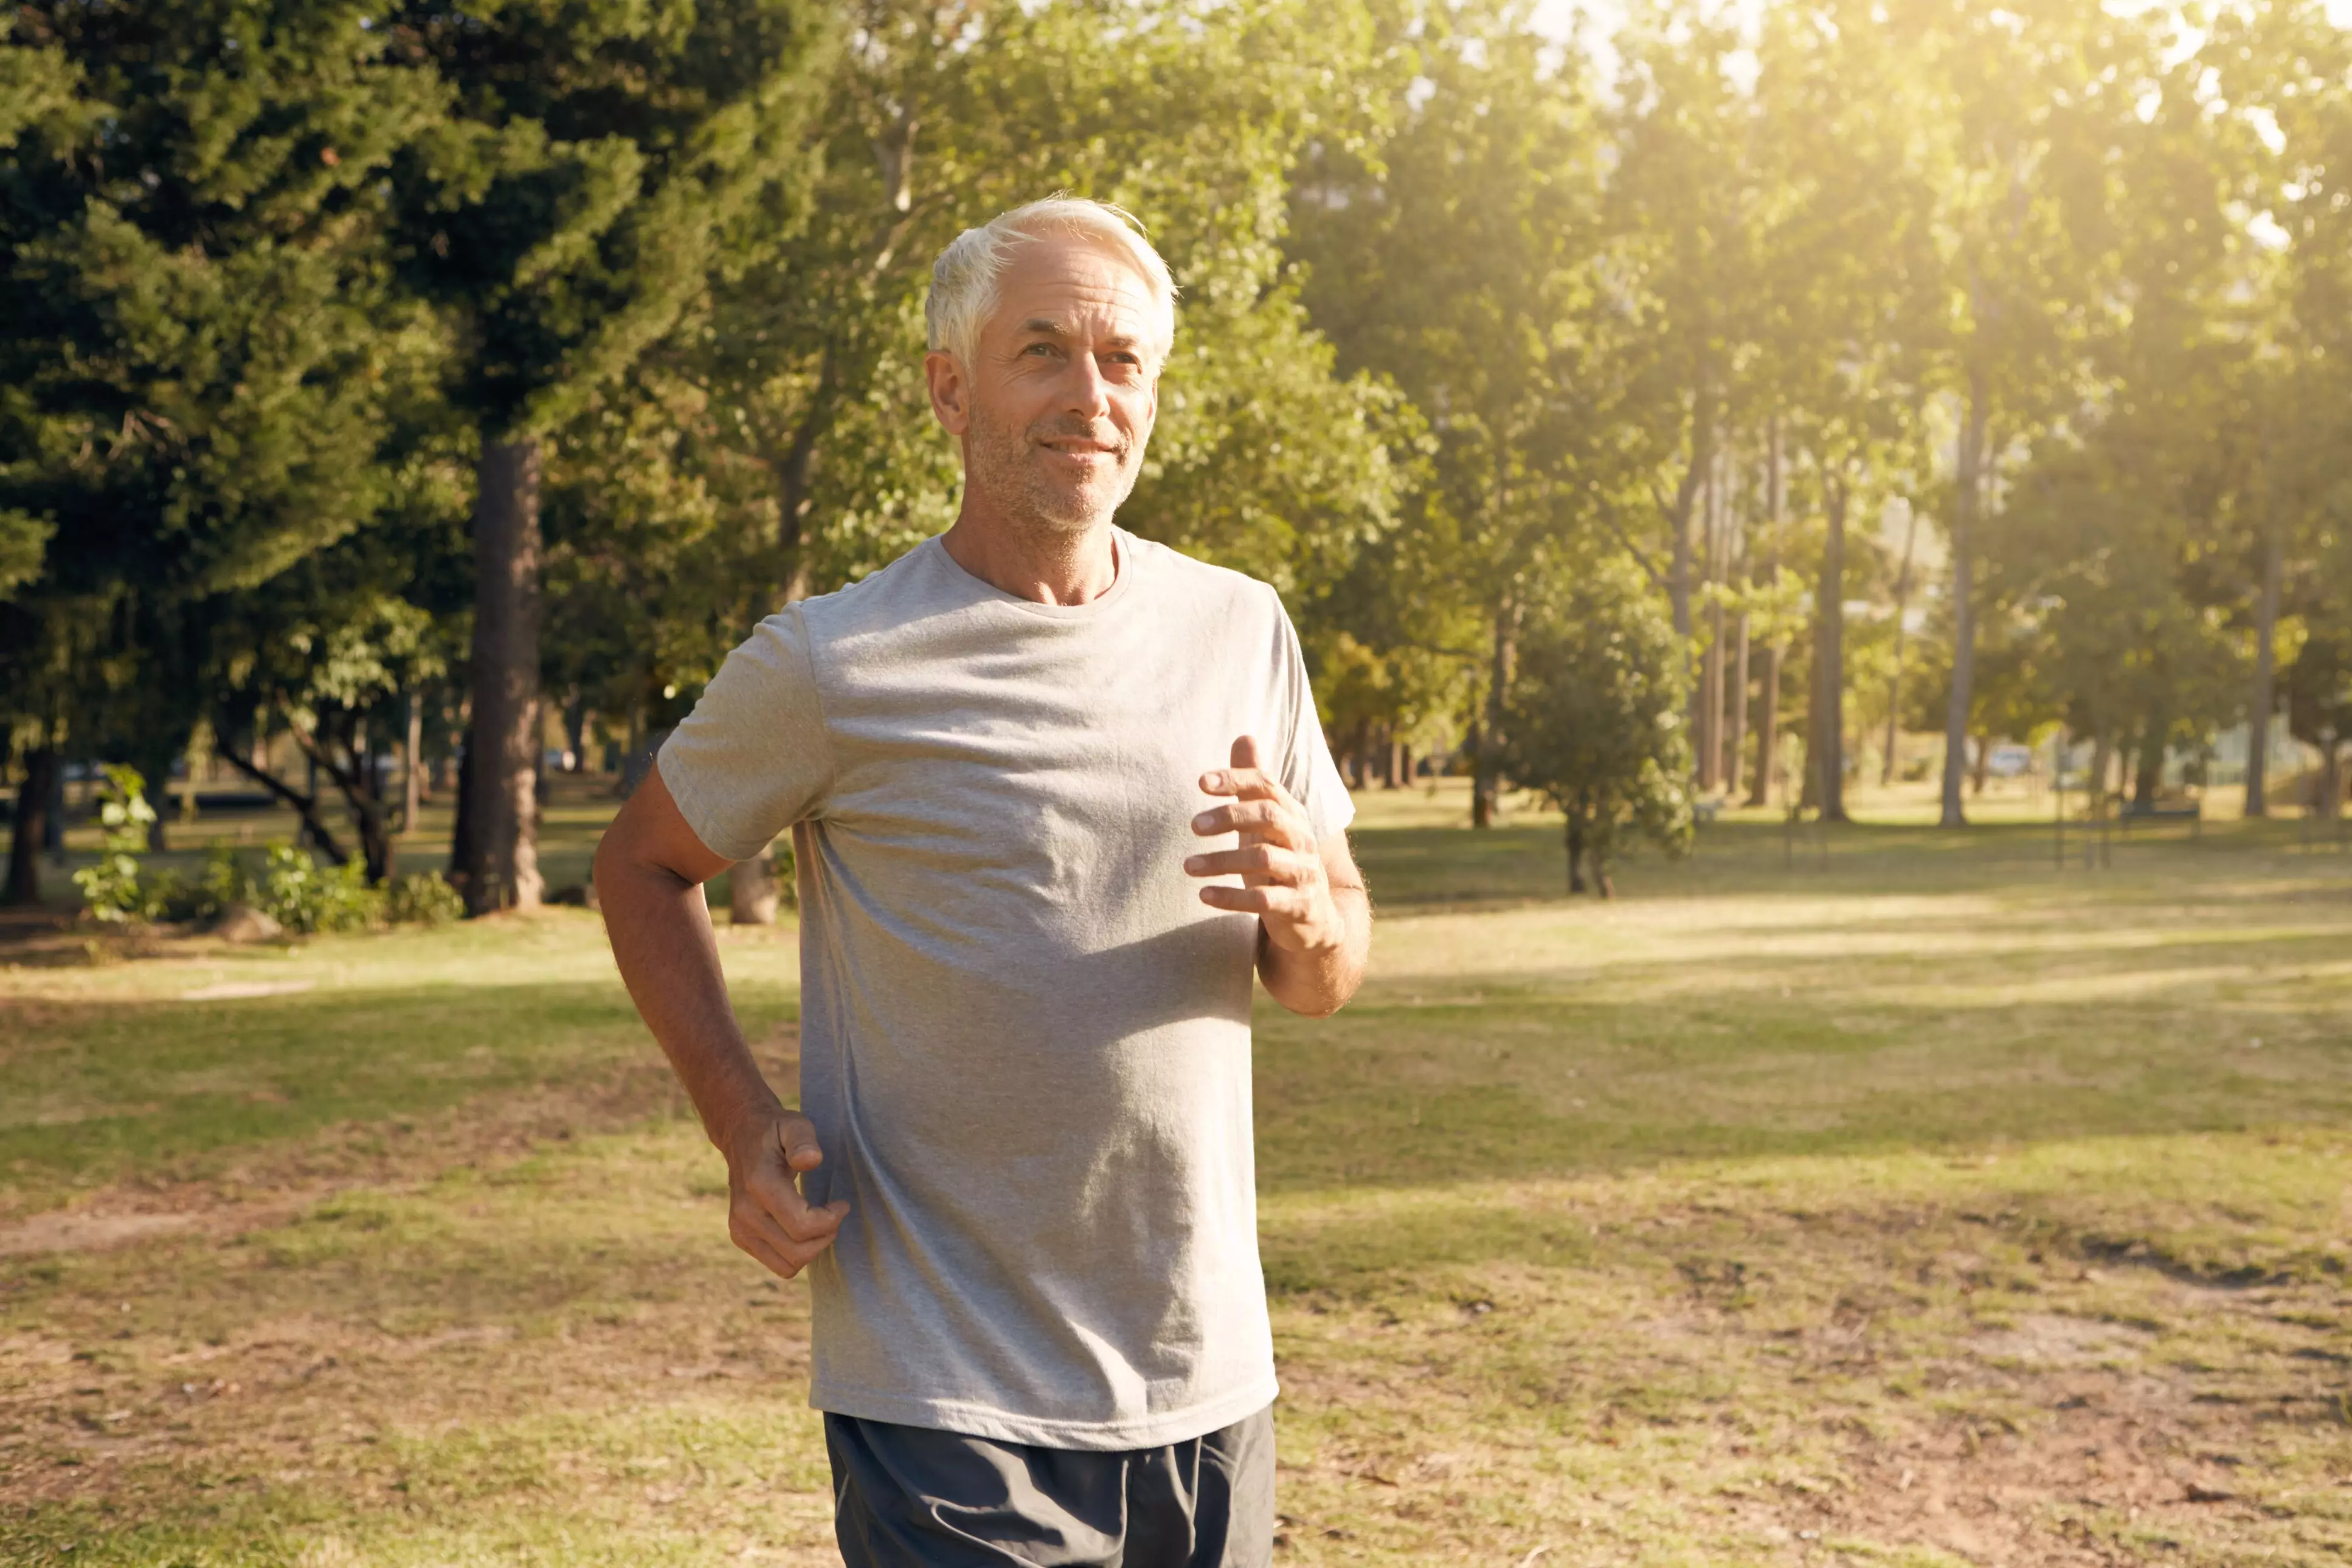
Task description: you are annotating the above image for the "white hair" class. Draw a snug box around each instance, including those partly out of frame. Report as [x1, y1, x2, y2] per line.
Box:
[925, 195, 1178, 371]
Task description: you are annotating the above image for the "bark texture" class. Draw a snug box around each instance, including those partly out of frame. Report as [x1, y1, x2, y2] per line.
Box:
[730, 843, 780, 925]
[1940, 362, 1988, 827]
[1810, 474, 1850, 822]
[1746, 423, 1786, 809]
[2244, 527, 2283, 818]
[460, 438, 546, 914]
[5, 747, 57, 907]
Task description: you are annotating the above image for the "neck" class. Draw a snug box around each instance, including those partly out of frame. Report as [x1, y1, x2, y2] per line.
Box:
[941, 499, 1118, 606]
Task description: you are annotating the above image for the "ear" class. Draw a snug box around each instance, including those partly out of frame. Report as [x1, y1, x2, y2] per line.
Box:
[925, 350, 970, 437]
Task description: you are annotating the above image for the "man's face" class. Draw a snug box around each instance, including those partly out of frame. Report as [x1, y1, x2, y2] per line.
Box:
[927, 233, 1161, 536]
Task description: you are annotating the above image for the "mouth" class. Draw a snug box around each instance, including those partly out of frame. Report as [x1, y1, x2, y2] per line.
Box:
[1036, 434, 1122, 461]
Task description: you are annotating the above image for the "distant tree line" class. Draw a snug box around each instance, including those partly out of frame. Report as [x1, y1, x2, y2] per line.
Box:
[4, 0, 2348, 911]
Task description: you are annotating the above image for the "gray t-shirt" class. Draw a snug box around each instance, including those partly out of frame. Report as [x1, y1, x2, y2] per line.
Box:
[657, 528, 1353, 1449]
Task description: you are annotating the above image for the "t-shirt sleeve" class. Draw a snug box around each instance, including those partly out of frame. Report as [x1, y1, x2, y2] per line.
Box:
[655, 605, 835, 863]
[1267, 585, 1355, 842]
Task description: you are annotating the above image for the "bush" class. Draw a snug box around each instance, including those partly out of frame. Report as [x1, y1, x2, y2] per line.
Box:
[257, 843, 383, 934]
[71, 765, 157, 924]
[202, 842, 254, 913]
[385, 870, 464, 927]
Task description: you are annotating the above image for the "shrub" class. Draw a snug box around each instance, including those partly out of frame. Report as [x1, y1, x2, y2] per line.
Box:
[257, 844, 382, 934]
[202, 842, 255, 913]
[72, 765, 158, 924]
[385, 870, 464, 927]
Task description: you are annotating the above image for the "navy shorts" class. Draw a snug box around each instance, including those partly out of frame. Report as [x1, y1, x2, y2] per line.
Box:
[825, 1404, 1276, 1567]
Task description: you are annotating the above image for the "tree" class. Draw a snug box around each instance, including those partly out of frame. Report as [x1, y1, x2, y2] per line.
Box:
[375, 0, 831, 913]
[1499, 559, 1694, 897]
[1290, 0, 1605, 826]
[1597, 4, 1761, 791]
[1751, 0, 1942, 822]
[2, 0, 450, 904]
[1896, 0, 2156, 826]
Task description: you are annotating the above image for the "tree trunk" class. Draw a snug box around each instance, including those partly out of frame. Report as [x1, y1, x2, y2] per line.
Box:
[730, 841, 780, 925]
[1727, 610, 1750, 803]
[1940, 356, 1988, 827]
[2244, 525, 2283, 818]
[1473, 595, 1518, 829]
[1701, 598, 1725, 793]
[1881, 502, 1920, 787]
[1695, 455, 1722, 792]
[563, 694, 589, 773]
[460, 438, 546, 915]
[772, 357, 834, 609]
[1383, 731, 1403, 789]
[2132, 715, 2165, 809]
[448, 743, 474, 880]
[2322, 737, 2342, 821]
[5, 747, 57, 907]
[1565, 811, 1586, 895]
[1746, 424, 1786, 809]
[1811, 472, 1850, 823]
[1468, 717, 1490, 829]
[1971, 731, 1992, 795]
[1668, 413, 1715, 777]
[403, 692, 424, 836]
[2089, 732, 2111, 823]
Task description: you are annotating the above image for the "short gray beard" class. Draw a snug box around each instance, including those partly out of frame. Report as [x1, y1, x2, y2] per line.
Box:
[963, 399, 1142, 539]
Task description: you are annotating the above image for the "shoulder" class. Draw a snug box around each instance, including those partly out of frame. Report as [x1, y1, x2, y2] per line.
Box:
[788, 538, 953, 649]
[1124, 532, 1288, 625]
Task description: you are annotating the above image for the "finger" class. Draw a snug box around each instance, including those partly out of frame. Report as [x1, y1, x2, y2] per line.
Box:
[767, 1187, 849, 1244]
[1198, 883, 1311, 917]
[1230, 735, 1262, 773]
[1183, 846, 1313, 884]
[1189, 801, 1311, 847]
[739, 1183, 845, 1254]
[1197, 767, 1303, 809]
[732, 1203, 836, 1277]
[743, 1213, 846, 1279]
[745, 1166, 849, 1242]
[780, 1114, 825, 1173]
[732, 1226, 808, 1281]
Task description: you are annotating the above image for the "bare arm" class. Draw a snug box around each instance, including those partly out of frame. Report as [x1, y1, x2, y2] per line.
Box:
[1185, 736, 1372, 1018]
[593, 767, 846, 1279]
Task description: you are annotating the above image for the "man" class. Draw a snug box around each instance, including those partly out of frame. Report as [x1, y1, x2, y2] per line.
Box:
[594, 196, 1371, 1566]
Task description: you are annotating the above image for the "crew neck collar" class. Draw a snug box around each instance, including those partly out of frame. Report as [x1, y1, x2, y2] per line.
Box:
[929, 526, 1136, 620]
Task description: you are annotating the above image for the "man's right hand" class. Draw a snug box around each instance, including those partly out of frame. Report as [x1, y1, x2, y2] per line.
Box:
[722, 1110, 851, 1280]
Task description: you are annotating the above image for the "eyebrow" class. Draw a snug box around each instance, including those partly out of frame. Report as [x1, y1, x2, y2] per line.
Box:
[1017, 317, 1143, 351]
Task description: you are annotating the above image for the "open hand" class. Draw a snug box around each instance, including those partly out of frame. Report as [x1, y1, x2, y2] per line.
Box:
[721, 1110, 849, 1280]
[1185, 735, 1348, 954]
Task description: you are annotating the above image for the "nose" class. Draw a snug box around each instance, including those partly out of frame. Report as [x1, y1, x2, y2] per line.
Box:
[1062, 350, 1113, 423]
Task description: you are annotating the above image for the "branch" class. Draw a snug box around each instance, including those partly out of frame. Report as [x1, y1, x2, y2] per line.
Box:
[1588, 489, 1666, 591]
[218, 747, 350, 866]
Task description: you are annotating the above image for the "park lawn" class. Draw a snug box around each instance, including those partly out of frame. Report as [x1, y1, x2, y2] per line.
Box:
[1, 789, 2349, 1566]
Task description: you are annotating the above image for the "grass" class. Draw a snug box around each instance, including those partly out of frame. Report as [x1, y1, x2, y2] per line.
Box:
[2, 780, 2350, 1564]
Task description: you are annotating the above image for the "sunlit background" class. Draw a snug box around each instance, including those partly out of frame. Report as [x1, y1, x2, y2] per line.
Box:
[4, 3, 2352, 1564]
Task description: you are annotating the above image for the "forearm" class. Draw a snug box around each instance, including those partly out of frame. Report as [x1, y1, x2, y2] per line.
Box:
[595, 848, 780, 1152]
[1257, 886, 1371, 1017]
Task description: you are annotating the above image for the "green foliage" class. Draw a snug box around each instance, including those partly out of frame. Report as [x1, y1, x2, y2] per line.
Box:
[386, 871, 465, 929]
[258, 844, 382, 936]
[69, 765, 158, 924]
[1499, 562, 1695, 892]
[5, 0, 2352, 842]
